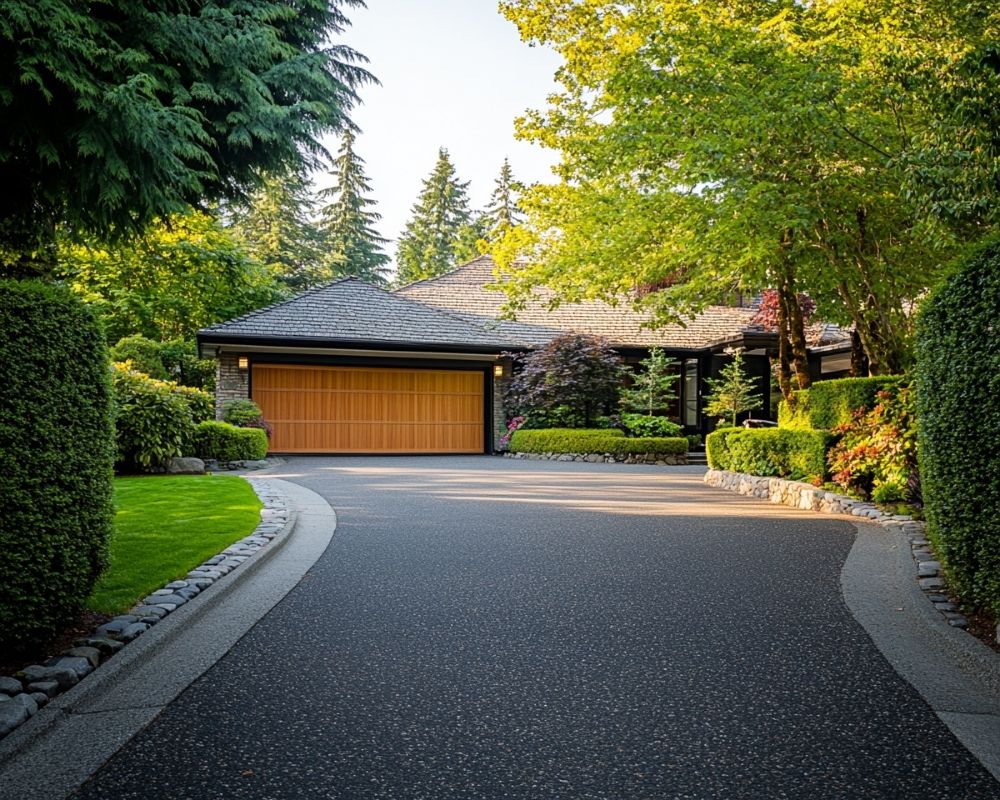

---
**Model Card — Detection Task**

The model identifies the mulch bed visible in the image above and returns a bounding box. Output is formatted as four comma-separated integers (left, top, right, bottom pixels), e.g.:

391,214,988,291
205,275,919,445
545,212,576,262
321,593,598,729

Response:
963,607,1000,656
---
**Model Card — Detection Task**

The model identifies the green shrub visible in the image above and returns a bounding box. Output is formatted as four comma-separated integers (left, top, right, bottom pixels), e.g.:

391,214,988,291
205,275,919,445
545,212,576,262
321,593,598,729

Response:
620,413,682,438
112,364,194,470
222,398,272,438
686,434,703,450
916,242,1000,615
193,421,269,462
508,428,686,456
707,427,831,481
779,376,908,430
706,427,741,470
173,384,215,424
0,281,115,649
110,334,169,380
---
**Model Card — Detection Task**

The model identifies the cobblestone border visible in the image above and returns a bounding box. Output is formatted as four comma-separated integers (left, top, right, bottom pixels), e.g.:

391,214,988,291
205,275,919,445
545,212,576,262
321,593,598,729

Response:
504,451,688,465
704,469,969,629
0,478,289,740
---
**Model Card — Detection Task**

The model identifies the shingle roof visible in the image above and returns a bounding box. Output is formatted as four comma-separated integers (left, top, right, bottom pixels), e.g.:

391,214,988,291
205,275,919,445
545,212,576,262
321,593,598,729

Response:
397,256,759,350
199,277,525,350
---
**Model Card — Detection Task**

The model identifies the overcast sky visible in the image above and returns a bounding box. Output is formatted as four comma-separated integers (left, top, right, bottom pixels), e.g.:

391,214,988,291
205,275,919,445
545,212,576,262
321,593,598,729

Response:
316,1,562,265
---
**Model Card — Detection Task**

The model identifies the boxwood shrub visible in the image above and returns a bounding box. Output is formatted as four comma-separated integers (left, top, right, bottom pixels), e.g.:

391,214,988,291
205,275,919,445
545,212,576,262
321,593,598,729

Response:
0,281,115,650
193,421,269,462
916,242,1000,615
508,428,686,456
779,376,907,430
707,427,832,482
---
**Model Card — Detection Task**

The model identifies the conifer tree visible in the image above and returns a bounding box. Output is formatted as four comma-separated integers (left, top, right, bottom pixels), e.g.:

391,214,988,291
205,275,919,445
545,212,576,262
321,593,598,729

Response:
481,157,523,241
317,131,390,285
703,348,763,428
620,347,679,416
228,171,327,292
395,148,472,284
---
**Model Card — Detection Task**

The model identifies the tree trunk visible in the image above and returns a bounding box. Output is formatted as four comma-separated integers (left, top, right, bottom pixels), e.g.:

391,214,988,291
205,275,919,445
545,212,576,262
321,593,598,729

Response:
850,329,867,376
779,275,811,391
775,286,794,403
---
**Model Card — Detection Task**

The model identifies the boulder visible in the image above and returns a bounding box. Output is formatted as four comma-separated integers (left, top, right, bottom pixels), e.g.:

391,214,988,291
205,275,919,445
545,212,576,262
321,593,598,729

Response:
166,457,206,475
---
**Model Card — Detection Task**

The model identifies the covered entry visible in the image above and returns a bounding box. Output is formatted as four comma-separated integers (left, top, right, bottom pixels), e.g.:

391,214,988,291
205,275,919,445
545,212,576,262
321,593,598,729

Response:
252,364,486,454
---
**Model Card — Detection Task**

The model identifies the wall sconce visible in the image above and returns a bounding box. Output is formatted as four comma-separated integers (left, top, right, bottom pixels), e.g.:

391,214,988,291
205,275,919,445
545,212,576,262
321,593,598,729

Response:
493,364,504,378
237,356,249,370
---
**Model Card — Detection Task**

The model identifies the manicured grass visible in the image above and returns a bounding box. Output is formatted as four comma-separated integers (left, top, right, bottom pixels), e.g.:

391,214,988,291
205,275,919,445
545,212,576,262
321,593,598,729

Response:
88,475,263,614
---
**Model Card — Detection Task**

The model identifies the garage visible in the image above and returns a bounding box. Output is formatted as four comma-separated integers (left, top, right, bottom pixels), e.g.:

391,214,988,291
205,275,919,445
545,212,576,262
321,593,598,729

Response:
251,364,486,454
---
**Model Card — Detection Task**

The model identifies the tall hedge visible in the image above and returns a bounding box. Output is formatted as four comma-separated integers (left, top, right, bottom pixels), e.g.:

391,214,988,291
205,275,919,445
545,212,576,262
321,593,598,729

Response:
916,244,1000,615
779,376,907,430
0,281,115,649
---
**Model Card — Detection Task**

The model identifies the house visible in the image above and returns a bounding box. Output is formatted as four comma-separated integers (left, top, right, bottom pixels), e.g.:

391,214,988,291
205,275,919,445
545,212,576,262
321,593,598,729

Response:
197,256,851,454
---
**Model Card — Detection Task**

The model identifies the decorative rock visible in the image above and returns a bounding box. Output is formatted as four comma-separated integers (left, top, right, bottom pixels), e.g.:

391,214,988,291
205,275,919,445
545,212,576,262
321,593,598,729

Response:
65,647,102,668
119,623,149,642
30,692,48,708
165,580,189,590
142,593,187,607
18,665,78,691
47,656,94,680
27,680,60,698
95,619,133,638
918,577,945,590
75,637,125,655
917,563,939,577
0,697,30,737
166,456,206,475
933,602,959,612
129,605,168,620
0,676,23,696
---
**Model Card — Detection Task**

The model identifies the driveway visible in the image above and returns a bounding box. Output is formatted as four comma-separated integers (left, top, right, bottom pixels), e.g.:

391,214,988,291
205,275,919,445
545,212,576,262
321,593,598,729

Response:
71,457,999,798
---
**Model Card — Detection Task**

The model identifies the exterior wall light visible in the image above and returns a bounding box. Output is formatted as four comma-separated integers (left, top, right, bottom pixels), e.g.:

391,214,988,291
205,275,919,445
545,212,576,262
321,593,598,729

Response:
238,356,249,370
493,364,504,378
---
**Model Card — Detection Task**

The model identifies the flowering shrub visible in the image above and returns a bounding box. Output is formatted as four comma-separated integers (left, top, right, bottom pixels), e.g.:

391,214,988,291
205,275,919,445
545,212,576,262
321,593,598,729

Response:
498,416,526,450
827,386,917,502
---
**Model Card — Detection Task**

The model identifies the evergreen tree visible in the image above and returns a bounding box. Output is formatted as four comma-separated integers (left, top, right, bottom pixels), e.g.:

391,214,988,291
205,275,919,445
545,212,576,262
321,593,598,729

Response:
481,157,523,241
453,214,490,265
228,171,327,292
0,0,371,276
317,131,391,285
620,347,679,416
395,148,472,284
704,349,763,428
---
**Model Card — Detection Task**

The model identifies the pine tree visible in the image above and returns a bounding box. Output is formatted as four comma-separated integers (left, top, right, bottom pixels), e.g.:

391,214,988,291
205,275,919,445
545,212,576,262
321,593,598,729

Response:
704,348,764,427
620,347,679,416
395,148,472,284
481,157,523,241
317,131,391,285
228,171,327,292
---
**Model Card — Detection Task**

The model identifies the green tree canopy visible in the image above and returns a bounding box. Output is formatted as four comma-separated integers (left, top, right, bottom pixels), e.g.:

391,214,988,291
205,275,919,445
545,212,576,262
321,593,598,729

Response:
396,148,472,284
496,0,990,374
317,130,391,285
0,0,371,275
58,210,281,342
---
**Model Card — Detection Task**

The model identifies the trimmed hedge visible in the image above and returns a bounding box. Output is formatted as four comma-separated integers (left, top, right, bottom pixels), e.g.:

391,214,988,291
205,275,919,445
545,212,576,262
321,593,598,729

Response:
706,428,832,482
193,421,269,462
508,428,686,456
779,376,907,430
916,242,1000,615
0,281,115,649
620,413,683,438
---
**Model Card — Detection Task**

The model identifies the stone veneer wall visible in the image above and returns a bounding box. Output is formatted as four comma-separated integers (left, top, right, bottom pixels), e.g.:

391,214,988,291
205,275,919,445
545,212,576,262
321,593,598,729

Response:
492,375,509,452
215,352,249,419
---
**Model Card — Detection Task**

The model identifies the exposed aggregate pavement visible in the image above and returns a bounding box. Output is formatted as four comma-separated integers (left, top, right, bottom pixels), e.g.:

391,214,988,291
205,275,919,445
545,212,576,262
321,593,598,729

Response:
70,457,1000,799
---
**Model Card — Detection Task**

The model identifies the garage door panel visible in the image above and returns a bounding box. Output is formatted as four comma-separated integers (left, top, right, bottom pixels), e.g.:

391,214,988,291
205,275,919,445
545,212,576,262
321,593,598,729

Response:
252,365,484,454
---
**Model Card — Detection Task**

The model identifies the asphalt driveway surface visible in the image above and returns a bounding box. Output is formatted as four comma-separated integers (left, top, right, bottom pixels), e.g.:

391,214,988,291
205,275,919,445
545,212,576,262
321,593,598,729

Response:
71,457,999,799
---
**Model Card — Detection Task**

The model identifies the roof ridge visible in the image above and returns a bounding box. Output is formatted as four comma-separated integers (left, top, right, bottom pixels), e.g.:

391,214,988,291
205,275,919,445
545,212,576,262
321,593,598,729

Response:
394,254,496,292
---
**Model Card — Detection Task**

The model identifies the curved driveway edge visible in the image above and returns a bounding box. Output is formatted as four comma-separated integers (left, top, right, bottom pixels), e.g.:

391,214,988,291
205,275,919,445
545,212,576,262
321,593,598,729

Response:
0,480,336,800
842,521,1000,780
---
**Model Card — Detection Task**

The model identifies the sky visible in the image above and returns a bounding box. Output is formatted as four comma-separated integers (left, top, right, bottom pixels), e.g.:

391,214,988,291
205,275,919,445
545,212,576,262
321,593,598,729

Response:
316,1,563,261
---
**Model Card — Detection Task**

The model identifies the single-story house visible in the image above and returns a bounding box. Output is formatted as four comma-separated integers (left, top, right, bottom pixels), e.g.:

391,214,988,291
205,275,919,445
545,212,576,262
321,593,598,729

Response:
197,255,851,454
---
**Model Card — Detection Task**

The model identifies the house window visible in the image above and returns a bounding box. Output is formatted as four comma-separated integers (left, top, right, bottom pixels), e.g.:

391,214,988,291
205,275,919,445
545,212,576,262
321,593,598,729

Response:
683,359,698,427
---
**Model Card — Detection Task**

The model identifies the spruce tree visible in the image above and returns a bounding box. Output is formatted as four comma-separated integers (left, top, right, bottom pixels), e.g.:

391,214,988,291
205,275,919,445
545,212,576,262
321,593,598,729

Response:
228,171,327,292
0,0,370,276
395,148,472,284
317,131,391,285
704,348,763,427
481,157,523,241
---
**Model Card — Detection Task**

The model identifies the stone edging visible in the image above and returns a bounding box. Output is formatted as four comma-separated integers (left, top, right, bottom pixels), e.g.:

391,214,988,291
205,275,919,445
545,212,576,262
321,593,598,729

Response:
504,451,688,465
704,469,969,630
0,478,290,740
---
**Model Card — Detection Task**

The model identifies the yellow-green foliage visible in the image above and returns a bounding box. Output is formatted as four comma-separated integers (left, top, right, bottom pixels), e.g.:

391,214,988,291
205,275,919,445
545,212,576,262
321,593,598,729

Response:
509,428,686,455
778,377,907,430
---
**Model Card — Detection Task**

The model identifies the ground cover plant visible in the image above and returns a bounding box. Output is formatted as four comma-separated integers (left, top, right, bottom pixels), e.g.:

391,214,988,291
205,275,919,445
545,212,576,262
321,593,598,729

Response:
88,475,262,614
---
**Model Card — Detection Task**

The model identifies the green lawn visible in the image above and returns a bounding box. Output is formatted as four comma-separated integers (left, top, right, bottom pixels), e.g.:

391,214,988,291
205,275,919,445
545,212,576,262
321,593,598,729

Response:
88,475,263,614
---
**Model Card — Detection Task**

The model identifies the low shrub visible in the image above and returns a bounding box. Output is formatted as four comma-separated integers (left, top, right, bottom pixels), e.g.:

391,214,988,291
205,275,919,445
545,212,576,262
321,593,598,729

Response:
222,398,272,438
707,427,831,481
779,376,908,430
686,434,703,450
193,421,268,462
112,364,194,471
620,413,682,438
0,280,114,650
508,428,687,456
827,386,917,501
706,427,741,470
916,241,1000,615
110,334,169,380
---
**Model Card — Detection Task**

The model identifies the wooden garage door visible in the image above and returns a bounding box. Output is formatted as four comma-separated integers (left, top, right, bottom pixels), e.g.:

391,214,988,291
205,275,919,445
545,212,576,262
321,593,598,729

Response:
252,364,485,454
